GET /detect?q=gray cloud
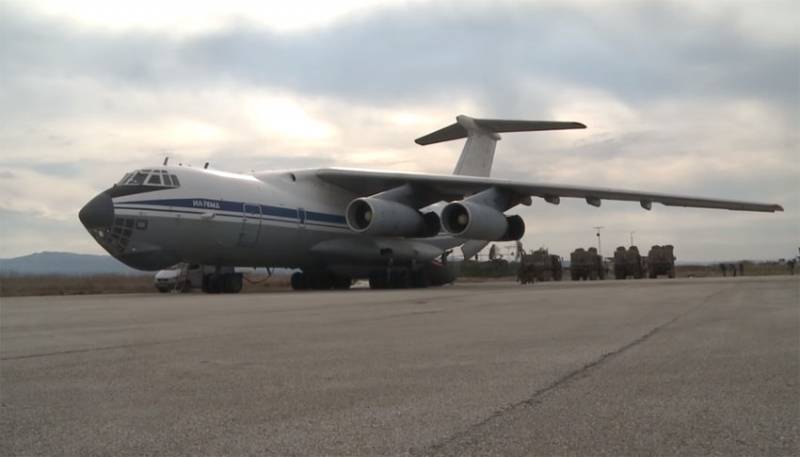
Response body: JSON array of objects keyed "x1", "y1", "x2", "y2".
[
  {"x1": 2, "y1": 2, "x2": 798, "y2": 116},
  {"x1": 0, "y1": 1, "x2": 797, "y2": 259}
]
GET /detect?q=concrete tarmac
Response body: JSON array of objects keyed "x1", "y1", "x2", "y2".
[{"x1": 1, "y1": 276, "x2": 798, "y2": 456}]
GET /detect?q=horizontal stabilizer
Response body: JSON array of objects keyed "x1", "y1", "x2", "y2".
[{"x1": 415, "y1": 116, "x2": 586, "y2": 145}]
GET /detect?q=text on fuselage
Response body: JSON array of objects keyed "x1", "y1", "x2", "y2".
[{"x1": 192, "y1": 199, "x2": 221, "y2": 209}]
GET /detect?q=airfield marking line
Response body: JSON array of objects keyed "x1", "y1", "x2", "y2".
[{"x1": 415, "y1": 284, "x2": 738, "y2": 455}]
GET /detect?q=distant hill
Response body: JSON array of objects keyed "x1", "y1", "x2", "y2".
[{"x1": 0, "y1": 252, "x2": 143, "y2": 276}]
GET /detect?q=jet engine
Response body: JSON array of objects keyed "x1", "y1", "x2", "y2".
[
  {"x1": 441, "y1": 201, "x2": 525, "y2": 241},
  {"x1": 346, "y1": 197, "x2": 440, "y2": 237}
]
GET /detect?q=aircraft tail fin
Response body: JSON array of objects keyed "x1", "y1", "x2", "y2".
[{"x1": 415, "y1": 115, "x2": 585, "y2": 177}]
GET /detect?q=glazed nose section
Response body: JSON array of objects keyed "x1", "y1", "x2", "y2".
[{"x1": 79, "y1": 191, "x2": 114, "y2": 229}]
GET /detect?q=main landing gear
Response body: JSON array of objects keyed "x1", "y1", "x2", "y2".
[
  {"x1": 289, "y1": 262, "x2": 454, "y2": 291},
  {"x1": 202, "y1": 273, "x2": 243, "y2": 294},
  {"x1": 367, "y1": 268, "x2": 430, "y2": 289},
  {"x1": 290, "y1": 271, "x2": 352, "y2": 291}
]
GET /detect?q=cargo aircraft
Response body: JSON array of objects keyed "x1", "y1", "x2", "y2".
[{"x1": 78, "y1": 115, "x2": 783, "y2": 292}]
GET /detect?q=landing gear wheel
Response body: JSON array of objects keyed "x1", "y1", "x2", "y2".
[
  {"x1": 369, "y1": 272, "x2": 388, "y2": 289},
  {"x1": 390, "y1": 270, "x2": 411, "y2": 289},
  {"x1": 202, "y1": 274, "x2": 242, "y2": 293},
  {"x1": 222, "y1": 274, "x2": 243, "y2": 294},
  {"x1": 291, "y1": 272, "x2": 307, "y2": 290},
  {"x1": 411, "y1": 270, "x2": 431, "y2": 288},
  {"x1": 332, "y1": 276, "x2": 352, "y2": 290},
  {"x1": 307, "y1": 273, "x2": 332, "y2": 290},
  {"x1": 202, "y1": 274, "x2": 222, "y2": 294}
]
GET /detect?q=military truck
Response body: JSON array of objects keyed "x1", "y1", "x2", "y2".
[
  {"x1": 647, "y1": 245, "x2": 676, "y2": 278},
  {"x1": 518, "y1": 248, "x2": 563, "y2": 284},
  {"x1": 570, "y1": 247, "x2": 605, "y2": 280},
  {"x1": 613, "y1": 246, "x2": 645, "y2": 279}
]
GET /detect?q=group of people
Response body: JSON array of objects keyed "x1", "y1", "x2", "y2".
[
  {"x1": 717, "y1": 259, "x2": 799, "y2": 276},
  {"x1": 719, "y1": 262, "x2": 745, "y2": 277}
]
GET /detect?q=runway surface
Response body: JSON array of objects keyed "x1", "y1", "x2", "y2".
[{"x1": 2, "y1": 276, "x2": 798, "y2": 456}]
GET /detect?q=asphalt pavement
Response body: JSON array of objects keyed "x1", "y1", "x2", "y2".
[{"x1": 1, "y1": 276, "x2": 797, "y2": 456}]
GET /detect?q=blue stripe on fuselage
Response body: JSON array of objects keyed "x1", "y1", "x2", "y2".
[{"x1": 120, "y1": 198, "x2": 347, "y2": 225}]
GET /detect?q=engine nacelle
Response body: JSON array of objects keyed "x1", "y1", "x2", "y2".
[
  {"x1": 500, "y1": 215, "x2": 525, "y2": 241},
  {"x1": 441, "y1": 201, "x2": 525, "y2": 241},
  {"x1": 346, "y1": 197, "x2": 440, "y2": 237}
]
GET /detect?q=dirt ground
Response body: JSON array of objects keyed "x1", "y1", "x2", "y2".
[{"x1": 0, "y1": 262, "x2": 793, "y2": 297}]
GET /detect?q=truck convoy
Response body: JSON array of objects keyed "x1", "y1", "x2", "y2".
[
  {"x1": 518, "y1": 248, "x2": 563, "y2": 284},
  {"x1": 570, "y1": 247, "x2": 605, "y2": 280},
  {"x1": 647, "y1": 245, "x2": 676, "y2": 278}
]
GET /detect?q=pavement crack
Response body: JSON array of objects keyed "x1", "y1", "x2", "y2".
[
  {"x1": 414, "y1": 292, "x2": 721, "y2": 456},
  {"x1": 0, "y1": 336, "x2": 208, "y2": 361}
]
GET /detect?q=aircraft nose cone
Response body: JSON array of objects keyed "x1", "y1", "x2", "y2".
[{"x1": 79, "y1": 191, "x2": 114, "y2": 229}]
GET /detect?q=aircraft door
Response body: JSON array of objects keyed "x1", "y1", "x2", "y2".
[{"x1": 239, "y1": 203, "x2": 262, "y2": 246}]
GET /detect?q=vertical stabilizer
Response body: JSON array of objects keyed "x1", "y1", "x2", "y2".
[{"x1": 451, "y1": 115, "x2": 500, "y2": 177}]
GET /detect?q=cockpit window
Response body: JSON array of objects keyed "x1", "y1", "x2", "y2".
[
  {"x1": 116, "y1": 169, "x2": 180, "y2": 188},
  {"x1": 128, "y1": 172, "x2": 149, "y2": 185}
]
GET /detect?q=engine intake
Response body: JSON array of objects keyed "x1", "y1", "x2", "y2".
[
  {"x1": 346, "y1": 197, "x2": 439, "y2": 237},
  {"x1": 441, "y1": 201, "x2": 525, "y2": 241}
]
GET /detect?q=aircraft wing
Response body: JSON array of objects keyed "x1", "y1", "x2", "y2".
[{"x1": 315, "y1": 167, "x2": 783, "y2": 213}]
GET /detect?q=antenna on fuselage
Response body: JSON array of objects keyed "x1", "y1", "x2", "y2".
[
  {"x1": 163, "y1": 157, "x2": 169, "y2": 166},
  {"x1": 204, "y1": 162, "x2": 209, "y2": 169}
]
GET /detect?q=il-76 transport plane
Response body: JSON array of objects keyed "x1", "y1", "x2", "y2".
[{"x1": 79, "y1": 115, "x2": 783, "y2": 292}]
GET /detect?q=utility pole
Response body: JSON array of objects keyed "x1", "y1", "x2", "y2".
[{"x1": 593, "y1": 226, "x2": 604, "y2": 257}]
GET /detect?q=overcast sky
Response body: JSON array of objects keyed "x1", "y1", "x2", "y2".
[{"x1": 0, "y1": 0, "x2": 797, "y2": 261}]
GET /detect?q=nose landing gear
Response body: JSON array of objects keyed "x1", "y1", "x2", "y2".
[{"x1": 202, "y1": 273, "x2": 243, "y2": 294}]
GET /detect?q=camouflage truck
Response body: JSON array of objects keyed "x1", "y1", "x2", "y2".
[
  {"x1": 570, "y1": 247, "x2": 605, "y2": 280},
  {"x1": 613, "y1": 246, "x2": 645, "y2": 279},
  {"x1": 647, "y1": 245, "x2": 676, "y2": 278},
  {"x1": 518, "y1": 248, "x2": 563, "y2": 284}
]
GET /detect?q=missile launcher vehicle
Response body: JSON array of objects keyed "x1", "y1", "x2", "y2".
[
  {"x1": 647, "y1": 244, "x2": 676, "y2": 278},
  {"x1": 570, "y1": 247, "x2": 605, "y2": 280}
]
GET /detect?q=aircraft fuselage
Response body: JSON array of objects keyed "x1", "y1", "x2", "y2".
[{"x1": 79, "y1": 165, "x2": 459, "y2": 287}]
